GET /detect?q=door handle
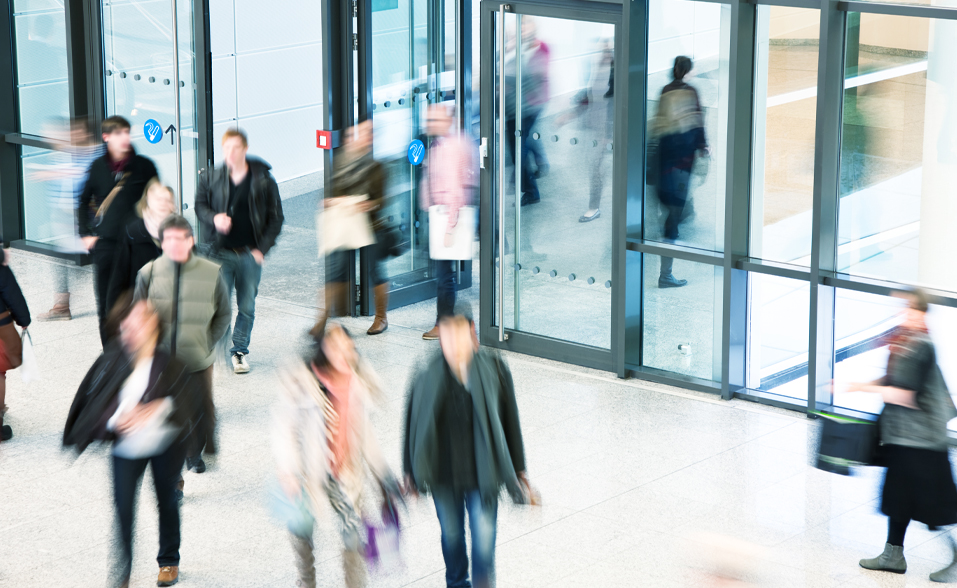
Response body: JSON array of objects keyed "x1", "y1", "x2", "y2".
[{"x1": 479, "y1": 137, "x2": 488, "y2": 169}]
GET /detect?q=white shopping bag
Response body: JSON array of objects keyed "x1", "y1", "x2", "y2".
[
  {"x1": 429, "y1": 205, "x2": 476, "y2": 260},
  {"x1": 19, "y1": 330, "x2": 39, "y2": 384},
  {"x1": 317, "y1": 195, "x2": 375, "y2": 256}
]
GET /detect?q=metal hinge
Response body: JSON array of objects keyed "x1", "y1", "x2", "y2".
[{"x1": 352, "y1": 34, "x2": 358, "y2": 51}]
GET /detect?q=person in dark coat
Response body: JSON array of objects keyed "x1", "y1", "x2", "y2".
[
  {"x1": 850, "y1": 288, "x2": 957, "y2": 582},
  {"x1": 0, "y1": 248, "x2": 30, "y2": 442},
  {"x1": 63, "y1": 298, "x2": 209, "y2": 588},
  {"x1": 402, "y1": 303, "x2": 535, "y2": 588},
  {"x1": 77, "y1": 116, "x2": 159, "y2": 346},
  {"x1": 106, "y1": 178, "x2": 175, "y2": 314}
]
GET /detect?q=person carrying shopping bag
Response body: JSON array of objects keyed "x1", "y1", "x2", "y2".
[
  {"x1": 0, "y1": 247, "x2": 30, "y2": 442},
  {"x1": 273, "y1": 323, "x2": 401, "y2": 588}
]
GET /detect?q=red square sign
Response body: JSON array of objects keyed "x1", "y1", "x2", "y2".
[{"x1": 316, "y1": 130, "x2": 332, "y2": 150}]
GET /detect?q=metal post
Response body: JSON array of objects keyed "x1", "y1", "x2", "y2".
[
  {"x1": 513, "y1": 13, "x2": 522, "y2": 331},
  {"x1": 170, "y1": 0, "x2": 184, "y2": 212},
  {"x1": 498, "y1": 4, "x2": 506, "y2": 342},
  {"x1": 455, "y1": 0, "x2": 462, "y2": 129}
]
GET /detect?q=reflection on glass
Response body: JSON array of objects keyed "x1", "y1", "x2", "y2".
[
  {"x1": 747, "y1": 275, "x2": 810, "y2": 400},
  {"x1": 751, "y1": 7, "x2": 819, "y2": 265},
  {"x1": 644, "y1": 0, "x2": 730, "y2": 253},
  {"x1": 641, "y1": 255, "x2": 721, "y2": 380},
  {"x1": 101, "y1": 0, "x2": 199, "y2": 214},
  {"x1": 13, "y1": 1, "x2": 70, "y2": 135},
  {"x1": 839, "y1": 14, "x2": 957, "y2": 292},
  {"x1": 495, "y1": 14, "x2": 615, "y2": 349}
]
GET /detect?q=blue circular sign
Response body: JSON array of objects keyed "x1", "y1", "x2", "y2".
[
  {"x1": 408, "y1": 139, "x2": 425, "y2": 166},
  {"x1": 144, "y1": 119, "x2": 163, "y2": 144}
]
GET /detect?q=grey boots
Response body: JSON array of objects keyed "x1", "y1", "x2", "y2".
[
  {"x1": 860, "y1": 543, "x2": 907, "y2": 574},
  {"x1": 931, "y1": 536, "x2": 957, "y2": 583}
]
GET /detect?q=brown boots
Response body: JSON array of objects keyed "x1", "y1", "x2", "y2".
[
  {"x1": 366, "y1": 283, "x2": 389, "y2": 335},
  {"x1": 157, "y1": 565, "x2": 179, "y2": 586},
  {"x1": 38, "y1": 293, "x2": 71, "y2": 321}
]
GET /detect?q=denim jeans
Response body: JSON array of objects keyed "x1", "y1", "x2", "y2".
[
  {"x1": 435, "y1": 260, "x2": 457, "y2": 321},
  {"x1": 214, "y1": 248, "x2": 262, "y2": 356},
  {"x1": 112, "y1": 441, "x2": 187, "y2": 585},
  {"x1": 433, "y1": 489, "x2": 498, "y2": 588}
]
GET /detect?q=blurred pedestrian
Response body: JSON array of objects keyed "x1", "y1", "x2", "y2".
[
  {"x1": 62, "y1": 299, "x2": 207, "y2": 588},
  {"x1": 106, "y1": 178, "x2": 176, "y2": 315},
  {"x1": 194, "y1": 128, "x2": 284, "y2": 375},
  {"x1": 651, "y1": 56, "x2": 709, "y2": 288},
  {"x1": 134, "y1": 215, "x2": 230, "y2": 476},
  {"x1": 274, "y1": 324, "x2": 400, "y2": 588},
  {"x1": 78, "y1": 116, "x2": 159, "y2": 345},
  {"x1": 0, "y1": 248, "x2": 30, "y2": 442},
  {"x1": 316, "y1": 120, "x2": 390, "y2": 336},
  {"x1": 31, "y1": 117, "x2": 103, "y2": 321},
  {"x1": 419, "y1": 104, "x2": 476, "y2": 341},
  {"x1": 575, "y1": 38, "x2": 614, "y2": 223},
  {"x1": 402, "y1": 303, "x2": 535, "y2": 588},
  {"x1": 850, "y1": 289, "x2": 957, "y2": 582}
]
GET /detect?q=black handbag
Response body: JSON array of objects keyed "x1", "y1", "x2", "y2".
[
  {"x1": 380, "y1": 225, "x2": 410, "y2": 259},
  {"x1": 814, "y1": 412, "x2": 881, "y2": 475}
]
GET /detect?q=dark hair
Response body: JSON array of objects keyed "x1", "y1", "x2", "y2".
[
  {"x1": 901, "y1": 287, "x2": 931, "y2": 313},
  {"x1": 158, "y1": 214, "x2": 193, "y2": 241},
  {"x1": 101, "y1": 115, "x2": 131, "y2": 136},
  {"x1": 103, "y1": 293, "x2": 166, "y2": 345},
  {"x1": 308, "y1": 324, "x2": 352, "y2": 371},
  {"x1": 673, "y1": 56, "x2": 693, "y2": 81}
]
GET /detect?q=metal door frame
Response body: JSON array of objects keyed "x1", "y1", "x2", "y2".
[{"x1": 478, "y1": 0, "x2": 626, "y2": 373}]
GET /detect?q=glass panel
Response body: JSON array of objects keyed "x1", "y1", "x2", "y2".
[
  {"x1": 747, "y1": 274, "x2": 810, "y2": 401},
  {"x1": 102, "y1": 0, "x2": 199, "y2": 216},
  {"x1": 750, "y1": 7, "x2": 819, "y2": 265},
  {"x1": 495, "y1": 13, "x2": 615, "y2": 349},
  {"x1": 13, "y1": 4, "x2": 69, "y2": 135},
  {"x1": 839, "y1": 14, "x2": 957, "y2": 292},
  {"x1": 644, "y1": 0, "x2": 731, "y2": 253},
  {"x1": 642, "y1": 255, "x2": 722, "y2": 381}
]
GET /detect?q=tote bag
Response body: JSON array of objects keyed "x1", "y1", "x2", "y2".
[
  {"x1": 429, "y1": 205, "x2": 476, "y2": 260},
  {"x1": 317, "y1": 196, "x2": 375, "y2": 256}
]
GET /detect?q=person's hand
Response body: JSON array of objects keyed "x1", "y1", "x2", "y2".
[
  {"x1": 279, "y1": 472, "x2": 301, "y2": 499},
  {"x1": 444, "y1": 231, "x2": 455, "y2": 248},
  {"x1": 1, "y1": 248, "x2": 9, "y2": 266},
  {"x1": 518, "y1": 471, "x2": 541, "y2": 506},
  {"x1": 846, "y1": 381, "x2": 866, "y2": 393},
  {"x1": 701, "y1": 146, "x2": 712, "y2": 157},
  {"x1": 402, "y1": 474, "x2": 419, "y2": 499},
  {"x1": 357, "y1": 200, "x2": 376, "y2": 213},
  {"x1": 251, "y1": 249, "x2": 264, "y2": 265},
  {"x1": 81, "y1": 236, "x2": 98, "y2": 252},
  {"x1": 213, "y1": 213, "x2": 232, "y2": 234},
  {"x1": 115, "y1": 400, "x2": 165, "y2": 435}
]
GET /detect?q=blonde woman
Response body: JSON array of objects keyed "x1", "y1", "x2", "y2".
[{"x1": 106, "y1": 178, "x2": 176, "y2": 317}]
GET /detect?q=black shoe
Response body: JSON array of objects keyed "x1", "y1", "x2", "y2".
[
  {"x1": 1, "y1": 424, "x2": 11, "y2": 441},
  {"x1": 175, "y1": 489, "x2": 184, "y2": 504},
  {"x1": 187, "y1": 455, "x2": 206, "y2": 473},
  {"x1": 659, "y1": 275, "x2": 688, "y2": 288},
  {"x1": 520, "y1": 193, "x2": 541, "y2": 206}
]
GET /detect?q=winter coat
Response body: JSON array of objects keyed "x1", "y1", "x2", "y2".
[
  {"x1": 63, "y1": 344, "x2": 209, "y2": 454},
  {"x1": 77, "y1": 149, "x2": 158, "y2": 241},
  {"x1": 403, "y1": 350, "x2": 526, "y2": 502},
  {"x1": 194, "y1": 157, "x2": 285, "y2": 254},
  {"x1": 134, "y1": 253, "x2": 230, "y2": 372},
  {"x1": 106, "y1": 218, "x2": 162, "y2": 314},
  {"x1": 0, "y1": 263, "x2": 30, "y2": 328}
]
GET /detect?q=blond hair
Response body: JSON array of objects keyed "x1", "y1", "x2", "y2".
[{"x1": 137, "y1": 177, "x2": 175, "y2": 217}]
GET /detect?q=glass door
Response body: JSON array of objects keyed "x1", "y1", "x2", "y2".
[
  {"x1": 483, "y1": 3, "x2": 618, "y2": 364},
  {"x1": 101, "y1": 0, "x2": 200, "y2": 221}
]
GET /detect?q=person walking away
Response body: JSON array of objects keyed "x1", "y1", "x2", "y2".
[
  {"x1": 577, "y1": 38, "x2": 615, "y2": 223},
  {"x1": 135, "y1": 215, "x2": 230, "y2": 476},
  {"x1": 419, "y1": 105, "x2": 476, "y2": 341},
  {"x1": 274, "y1": 323, "x2": 401, "y2": 588},
  {"x1": 62, "y1": 299, "x2": 207, "y2": 588},
  {"x1": 849, "y1": 288, "x2": 957, "y2": 583},
  {"x1": 0, "y1": 247, "x2": 30, "y2": 442},
  {"x1": 403, "y1": 303, "x2": 536, "y2": 588},
  {"x1": 106, "y1": 178, "x2": 175, "y2": 314},
  {"x1": 33, "y1": 118, "x2": 103, "y2": 321},
  {"x1": 77, "y1": 116, "x2": 159, "y2": 344},
  {"x1": 315, "y1": 121, "x2": 390, "y2": 336},
  {"x1": 651, "y1": 56, "x2": 709, "y2": 288},
  {"x1": 194, "y1": 128, "x2": 284, "y2": 374}
]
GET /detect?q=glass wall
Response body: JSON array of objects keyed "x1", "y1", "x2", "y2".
[{"x1": 12, "y1": 0, "x2": 69, "y2": 136}]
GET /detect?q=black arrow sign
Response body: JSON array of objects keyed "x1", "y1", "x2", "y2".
[{"x1": 165, "y1": 124, "x2": 177, "y2": 145}]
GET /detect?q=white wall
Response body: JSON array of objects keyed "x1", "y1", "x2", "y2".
[{"x1": 648, "y1": 0, "x2": 723, "y2": 75}]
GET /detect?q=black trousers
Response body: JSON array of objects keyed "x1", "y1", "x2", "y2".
[
  {"x1": 92, "y1": 238, "x2": 118, "y2": 347},
  {"x1": 112, "y1": 441, "x2": 187, "y2": 584}
]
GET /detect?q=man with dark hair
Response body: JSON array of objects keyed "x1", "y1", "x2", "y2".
[
  {"x1": 134, "y1": 215, "x2": 230, "y2": 477},
  {"x1": 195, "y1": 128, "x2": 284, "y2": 374},
  {"x1": 79, "y1": 115, "x2": 159, "y2": 345}
]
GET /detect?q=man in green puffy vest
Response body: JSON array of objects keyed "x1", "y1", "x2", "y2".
[{"x1": 135, "y1": 215, "x2": 230, "y2": 481}]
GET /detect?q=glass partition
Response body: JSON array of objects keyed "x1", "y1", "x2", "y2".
[
  {"x1": 747, "y1": 274, "x2": 811, "y2": 400},
  {"x1": 12, "y1": 0, "x2": 69, "y2": 136}
]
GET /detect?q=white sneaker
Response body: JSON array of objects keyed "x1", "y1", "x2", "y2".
[{"x1": 231, "y1": 352, "x2": 250, "y2": 374}]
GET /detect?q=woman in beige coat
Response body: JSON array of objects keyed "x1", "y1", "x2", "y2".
[{"x1": 273, "y1": 324, "x2": 398, "y2": 588}]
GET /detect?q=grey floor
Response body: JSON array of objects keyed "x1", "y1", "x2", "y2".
[{"x1": 3, "y1": 250, "x2": 957, "y2": 587}]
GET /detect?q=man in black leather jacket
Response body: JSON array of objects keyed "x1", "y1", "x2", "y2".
[{"x1": 194, "y1": 128, "x2": 284, "y2": 374}]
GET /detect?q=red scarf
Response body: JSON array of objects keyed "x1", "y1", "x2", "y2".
[
  {"x1": 313, "y1": 364, "x2": 354, "y2": 476},
  {"x1": 884, "y1": 319, "x2": 929, "y2": 375}
]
